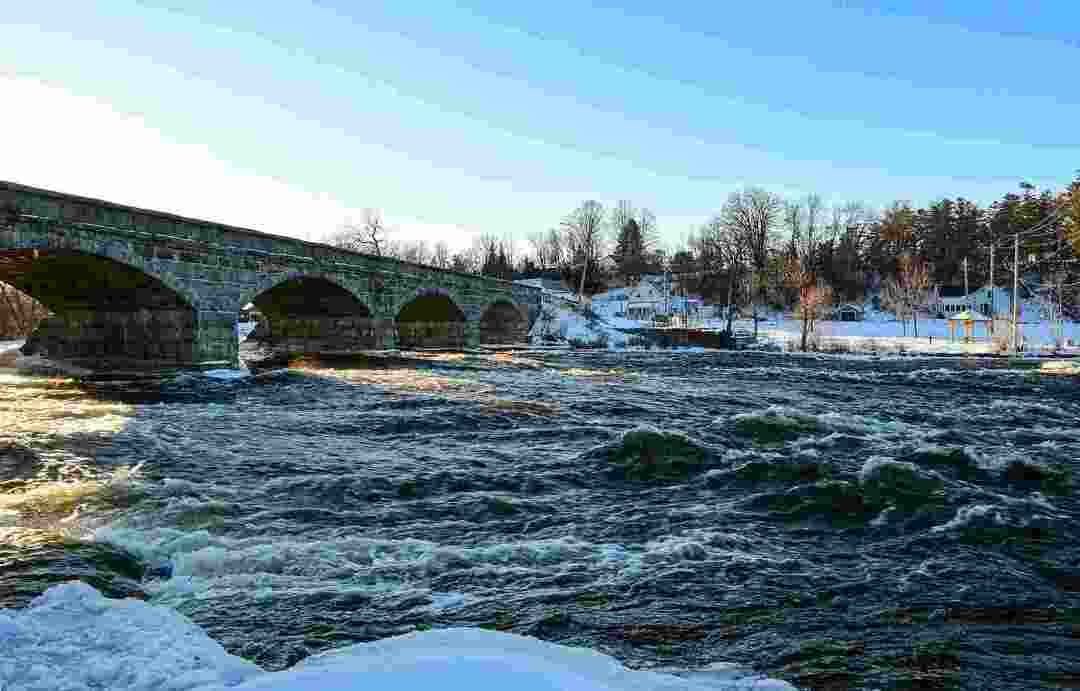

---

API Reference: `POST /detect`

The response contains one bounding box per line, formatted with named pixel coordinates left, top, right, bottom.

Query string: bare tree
left=781, top=194, right=831, bottom=350
left=611, top=200, right=636, bottom=234
left=883, top=254, right=933, bottom=337
left=452, top=243, right=483, bottom=274
left=545, top=228, right=565, bottom=268
left=527, top=231, right=550, bottom=269
left=700, top=216, right=746, bottom=331
left=638, top=208, right=658, bottom=249
left=328, top=209, right=393, bottom=256
left=720, top=188, right=783, bottom=316
left=432, top=240, right=451, bottom=269
left=562, top=200, right=607, bottom=297
left=399, top=239, right=431, bottom=266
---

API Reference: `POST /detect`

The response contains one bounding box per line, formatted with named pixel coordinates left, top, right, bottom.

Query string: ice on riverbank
left=0, top=582, right=795, bottom=691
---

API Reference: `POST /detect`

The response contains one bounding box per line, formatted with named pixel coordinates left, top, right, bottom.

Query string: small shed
left=946, top=309, right=992, bottom=343
left=833, top=303, right=864, bottom=322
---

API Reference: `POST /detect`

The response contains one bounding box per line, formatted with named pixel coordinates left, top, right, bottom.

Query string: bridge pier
left=248, top=315, right=398, bottom=353
left=195, top=311, right=241, bottom=367
left=22, top=309, right=198, bottom=369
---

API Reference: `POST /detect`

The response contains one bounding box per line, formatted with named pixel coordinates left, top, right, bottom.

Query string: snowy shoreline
left=0, top=582, right=795, bottom=690
left=526, top=301, right=1080, bottom=360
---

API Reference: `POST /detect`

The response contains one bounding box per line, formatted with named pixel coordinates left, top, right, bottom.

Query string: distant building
left=625, top=282, right=666, bottom=320
left=932, top=285, right=1023, bottom=318
left=513, top=278, right=578, bottom=308
left=935, top=287, right=969, bottom=316
left=832, top=303, right=864, bottom=322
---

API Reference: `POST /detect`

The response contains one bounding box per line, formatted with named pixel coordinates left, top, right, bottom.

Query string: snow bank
left=529, top=303, right=628, bottom=348
left=226, top=627, right=794, bottom=691
left=0, top=581, right=261, bottom=690
left=0, top=582, right=796, bottom=691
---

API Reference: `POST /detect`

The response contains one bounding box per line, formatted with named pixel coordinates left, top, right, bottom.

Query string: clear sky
left=2, top=1, right=1078, bottom=251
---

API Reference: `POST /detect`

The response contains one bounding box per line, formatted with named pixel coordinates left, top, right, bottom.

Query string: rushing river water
left=2, top=347, right=1079, bottom=690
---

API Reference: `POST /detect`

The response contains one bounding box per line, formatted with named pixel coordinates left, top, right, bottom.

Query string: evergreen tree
left=613, top=217, right=648, bottom=282
left=1060, top=175, right=1080, bottom=255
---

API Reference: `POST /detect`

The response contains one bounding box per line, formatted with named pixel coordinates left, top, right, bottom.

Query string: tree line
left=328, top=175, right=1080, bottom=333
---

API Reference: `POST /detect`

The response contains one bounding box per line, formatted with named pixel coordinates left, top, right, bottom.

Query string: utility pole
left=1011, top=234, right=1020, bottom=352
left=963, top=257, right=970, bottom=310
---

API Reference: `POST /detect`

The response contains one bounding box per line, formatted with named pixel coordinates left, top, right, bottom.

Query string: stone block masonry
left=0, top=181, right=540, bottom=371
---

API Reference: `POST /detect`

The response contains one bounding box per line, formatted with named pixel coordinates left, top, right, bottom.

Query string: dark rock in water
left=906, top=446, right=981, bottom=480
left=729, top=409, right=821, bottom=443
left=859, top=459, right=945, bottom=509
left=1004, top=459, right=1072, bottom=494
left=0, top=442, right=41, bottom=478
left=597, top=428, right=711, bottom=481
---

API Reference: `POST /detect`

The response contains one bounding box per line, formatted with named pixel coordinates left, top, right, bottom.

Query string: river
left=1, top=347, right=1078, bottom=690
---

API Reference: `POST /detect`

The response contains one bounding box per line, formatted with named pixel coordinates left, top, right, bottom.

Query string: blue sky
left=1, top=1, right=1078, bottom=250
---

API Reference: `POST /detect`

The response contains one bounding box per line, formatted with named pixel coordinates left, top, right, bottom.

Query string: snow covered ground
left=0, top=582, right=795, bottom=691
left=752, top=315, right=1080, bottom=356
left=529, top=303, right=631, bottom=348
left=542, top=292, right=1080, bottom=356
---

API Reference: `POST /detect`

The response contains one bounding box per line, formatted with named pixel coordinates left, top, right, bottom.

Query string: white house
left=624, top=282, right=667, bottom=320
left=933, top=285, right=1017, bottom=318
left=832, top=303, right=864, bottom=322
left=967, top=285, right=1013, bottom=318
left=934, top=287, right=969, bottom=317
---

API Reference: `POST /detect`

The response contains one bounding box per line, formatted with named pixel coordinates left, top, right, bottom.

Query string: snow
left=529, top=303, right=629, bottom=348
left=528, top=292, right=1080, bottom=356
left=201, top=368, right=251, bottom=381
left=752, top=314, right=1080, bottom=356
left=0, top=581, right=261, bottom=691
left=227, top=628, right=795, bottom=691
left=236, top=322, right=257, bottom=341
left=0, top=582, right=796, bottom=691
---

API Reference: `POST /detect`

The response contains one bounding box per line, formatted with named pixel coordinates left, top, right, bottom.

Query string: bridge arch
left=0, top=233, right=203, bottom=309
left=395, top=291, right=467, bottom=350
left=243, top=273, right=389, bottom=351
left=478, top=299, right=529, bottom=345
left=0, top=245, right=199, bottom=365
left=233, top=270, right=368, bottom=316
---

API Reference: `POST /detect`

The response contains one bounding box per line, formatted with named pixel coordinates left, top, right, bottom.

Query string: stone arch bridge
left=0, top=181, right=540, bottom=370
